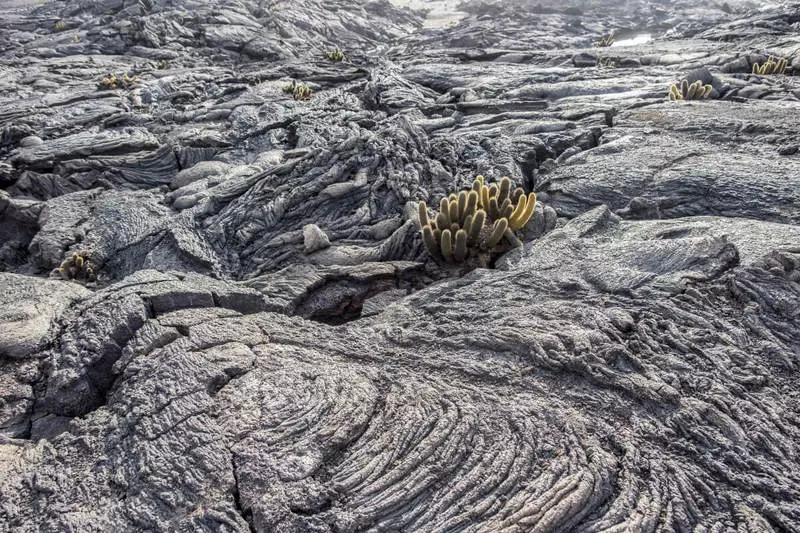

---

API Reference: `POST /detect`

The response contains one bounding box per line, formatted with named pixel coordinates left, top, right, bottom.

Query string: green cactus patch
left=51, top=251, right=97, bottom=282
left=98, top=72, right=138, bottom=90
left=418, top=175, right=537, bottom=267
left=596, top=56, right=617, bottom=69
left=282, top=80, right=313, bottom=100
left=595, top=31, right=614, bottom=48
left=752, top=56, right=789, bottom=75
left=668, top=79, right=713, bottom=101
left=323, top=46, right=346, bottom=62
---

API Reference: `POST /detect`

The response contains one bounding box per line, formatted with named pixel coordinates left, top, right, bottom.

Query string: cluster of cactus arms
left=668, top=79, right=713, bottom=101
left=282, top=80, right=313, bottom=100
left=752, top=56, right=788, bottom=75
left=595, top=31, right=614, bottom=47
left=51, top=252, right=96, bottom=282
left=55, top=21, right=65, bottom=31
left=597, top=56, right=616, bottom=69
left=419, top=176, right=537, bottom=264
left=323, top=46, right=346, bottom=62
left=98, top=72, right=137, bottom=90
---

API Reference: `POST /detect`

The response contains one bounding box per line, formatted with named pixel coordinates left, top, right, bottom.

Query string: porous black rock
left=2, top=0, right=800, bottom=530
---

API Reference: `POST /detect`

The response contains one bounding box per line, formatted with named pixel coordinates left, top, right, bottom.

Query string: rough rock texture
left=2, top=0, right=800, bottom=530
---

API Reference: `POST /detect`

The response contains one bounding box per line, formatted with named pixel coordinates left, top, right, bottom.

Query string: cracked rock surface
left=2, top=0, right=800, bottom=530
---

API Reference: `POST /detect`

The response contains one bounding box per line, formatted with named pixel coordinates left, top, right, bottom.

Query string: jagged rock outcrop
left=2, top=0, right=800, bottom=530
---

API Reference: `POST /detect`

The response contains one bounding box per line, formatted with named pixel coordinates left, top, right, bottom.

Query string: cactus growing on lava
left=98, top=72, right=137, bottom=90
left=668, top=79, right=713, bottom=101
left=323, top=46, right=346, bottom=62
left=418, top=175, right=536, bottom=266
left=752, top=56, right=788, bottom=75
left=594, top=31, right=615, bottom=48
left=282, top=80, right=313, bottom=100
left=50, top=251, right=97, bottom=282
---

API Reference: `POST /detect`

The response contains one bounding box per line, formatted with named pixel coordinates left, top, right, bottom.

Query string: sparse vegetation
left=595, top=31, right=615, bottom=48
left=51, top=251, right=96, bottom=282
left=668, top=79, right=713, bottom=101
left=282, top=80, right=313, bottom=100
left=418, top=175, right=536, bottom=266
left=54, top=21, right=65, bottom=31
left=752, top=56, right=788, bottom=75
left=323, top=46, right=346, bottom=62
left=597, top=56, right=617, bottom=69
left=98, top=72, right=138, bottom=90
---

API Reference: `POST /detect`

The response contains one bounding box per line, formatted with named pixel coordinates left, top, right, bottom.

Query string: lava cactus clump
left=752, top=56, right=789, bottom=75
left=668, top=79, right=713, bottom=101
left=50, top=251, right=97, bottom=282
left=418, top=175, right=536, bottom=267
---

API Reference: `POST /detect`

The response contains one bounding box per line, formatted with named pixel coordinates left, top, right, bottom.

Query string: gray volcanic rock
left=2, top=0, right=800, bottom=530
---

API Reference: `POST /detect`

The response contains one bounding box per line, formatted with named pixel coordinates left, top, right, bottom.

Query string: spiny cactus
left=50, top=251, right=96, bottom=282
left=98, top=72, right=137, bottom=90
left=668, top=79, right=713, bottom=101
left=282, top=80, right=313, bottom=100
left=55, top=21, right=65, bottom=31
left=323, top=46, right=346, bottom=62
left=418, top=175, right=537, bottom=266
left=597, top=56, right=617, bottom=69
left=752, top=56, right=788, bottom=75
left=595, top=31, right=614, bottom=48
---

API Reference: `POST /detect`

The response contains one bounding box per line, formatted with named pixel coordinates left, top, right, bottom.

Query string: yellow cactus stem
left=422, top=225, right=439, bottom=258
left=418, top=201, right=429, bottom=228
left=454, top=230, right=468, bottom=262
left=488, top=197, right=500, bottom=220
left=440, top=229, right=454, bottom=262
left=487, top=218, right=508, bottom=248
left=465, top=190, right=478, bottom=219
left=497, top=176, right=511, bottom=204
left=500, top=199, right=514, bottom=219
left=448, top=199, right=459, bottom=224
left=435, top=210, right=449, bottom=232
left=469, top=209, right=485, bottom=244
left=480, top=183, right=490, bottom=210
left=510, top=192, right=537, bottom=230
left=457, top=191, right=468, bottom=223
left=508, top=195, right=528, bottom=229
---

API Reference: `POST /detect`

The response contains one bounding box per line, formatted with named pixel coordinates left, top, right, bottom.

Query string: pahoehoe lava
left=2, top=0, right=800, bottom=531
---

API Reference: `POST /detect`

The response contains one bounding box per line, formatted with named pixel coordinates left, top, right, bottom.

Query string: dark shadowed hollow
left=2, top=0, right=800, bottom=531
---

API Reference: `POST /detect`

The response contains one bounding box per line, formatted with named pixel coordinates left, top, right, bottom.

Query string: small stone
left=572, top=52, right=597, bottom=68
left=303, top=224, right=331, bottom=253
left=19, top=136, right=43, bottom=148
